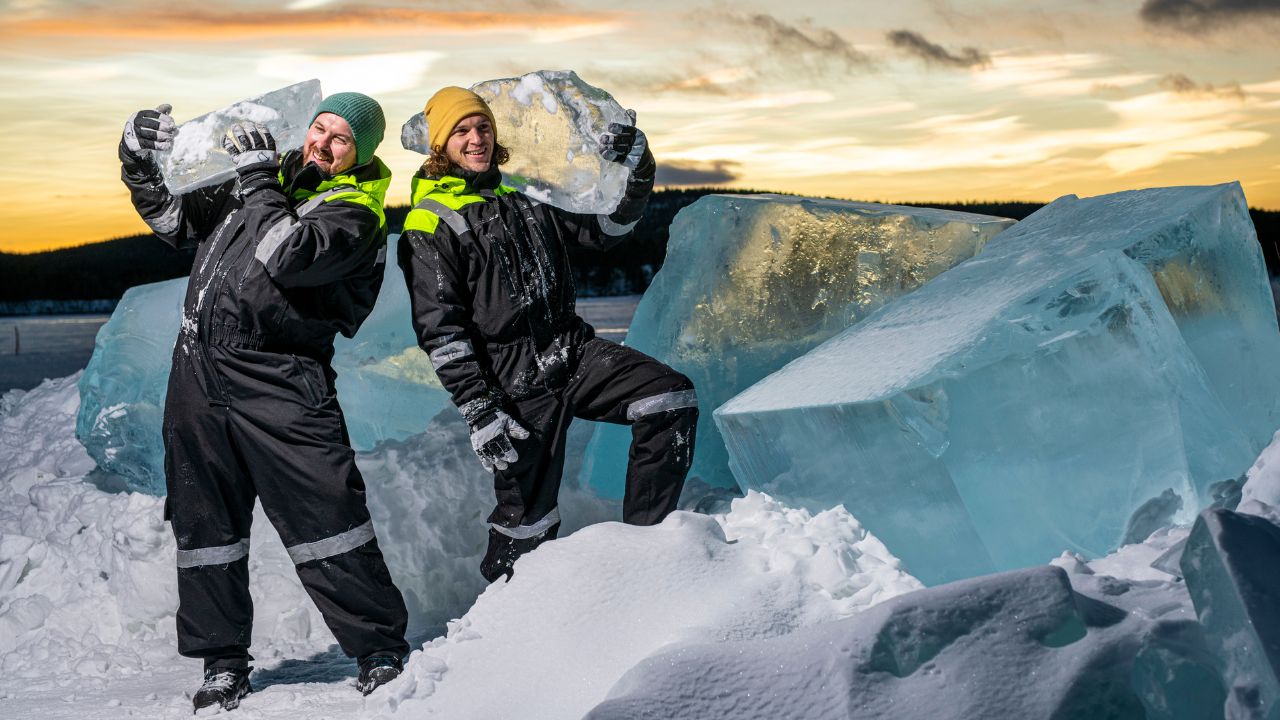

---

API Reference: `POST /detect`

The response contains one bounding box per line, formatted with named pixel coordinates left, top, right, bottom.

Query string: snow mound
left=367, top=491, right=921, bottom=719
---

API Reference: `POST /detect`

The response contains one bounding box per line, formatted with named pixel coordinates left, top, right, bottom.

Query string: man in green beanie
left=119, top=90, right=409, bottom=712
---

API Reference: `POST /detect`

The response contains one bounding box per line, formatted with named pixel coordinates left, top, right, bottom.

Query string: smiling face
left=445, top=114, right=495, bottom=174
left=302, top=112, right=357, bottom=175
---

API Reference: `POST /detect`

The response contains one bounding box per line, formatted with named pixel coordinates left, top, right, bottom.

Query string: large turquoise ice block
left=579, top=194, right=1014, bottom=498
left=75, top=239, right=448, bottom=493
left=1181, top=508, right=1280, bottom=720
left=716, top=184, right=1273, bottom=585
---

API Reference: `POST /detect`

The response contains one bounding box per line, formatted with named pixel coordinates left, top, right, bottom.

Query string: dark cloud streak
left=886, top=30, right=991, bottom=69
left=656, top=161, right=741, bottom=186
left=1158, top=72, right=1246, bottom=99
left=1140, top=0, right=1280, bottom=32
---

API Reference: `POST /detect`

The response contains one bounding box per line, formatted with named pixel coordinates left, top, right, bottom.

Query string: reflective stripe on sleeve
left=429, top=339, right=475, bottom=370
left=491, top=507, right=561, bottom=540
left=285, top=520, right=376, bottom=564
left=254, top=186, right=358, bottom=266
left=176, top=538, right=250, bottom=569
left=626, top=388, right=698, bottom=421
left=596, top=214, right=639, bottom=237
left=145, top=198, right=182, bottom=234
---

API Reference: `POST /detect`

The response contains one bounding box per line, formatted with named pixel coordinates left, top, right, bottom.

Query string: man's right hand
left=469, top=410, right=531, bottom=472
left=122, top=104, right=176, bottom=156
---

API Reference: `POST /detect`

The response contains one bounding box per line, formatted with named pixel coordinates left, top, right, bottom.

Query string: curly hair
left=422, top=142, right=511, bottom=178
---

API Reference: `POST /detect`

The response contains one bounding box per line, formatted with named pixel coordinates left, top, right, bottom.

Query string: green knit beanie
left=312, top=91, right=386, bottom=166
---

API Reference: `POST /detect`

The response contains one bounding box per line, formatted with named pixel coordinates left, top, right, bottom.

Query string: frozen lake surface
left=0, top=296, right=641, bottom=392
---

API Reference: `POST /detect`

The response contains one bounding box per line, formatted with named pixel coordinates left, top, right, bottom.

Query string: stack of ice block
left=715, top=183, right=1280, bottom=585
left=402, top=70, right=632, bottom=214
left=76, top=243, right=449, bottom=494
left=579, top=194, right=1015, bottom=498
left=157, top=79, right=322, bottom=195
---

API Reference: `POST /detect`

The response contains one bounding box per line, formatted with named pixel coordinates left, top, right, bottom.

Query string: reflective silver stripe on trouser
left=254, top=186, right=357, bottom=265
left=145, top=197, right=182, bottom=234
left=285, top=520, right=376, bottom=564
left=597, top=213, right=639, bottom=237
left=413, top=197, right=471, bottom=235
left=491, top=507, right=561, bottom=540
left=176, top=538, right=250, bottom=569
left=626, top=388, right=698, bottom=421
left=430, top=339, right=475, bottom=370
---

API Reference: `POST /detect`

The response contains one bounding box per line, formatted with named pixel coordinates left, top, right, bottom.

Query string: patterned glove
left=122, top=104, right=177, bottom=156
left=469, top=410, right=531, bottom=472
left=221, top=122, right=278, bottom=169
left=598, top=109, right=648, bottom=169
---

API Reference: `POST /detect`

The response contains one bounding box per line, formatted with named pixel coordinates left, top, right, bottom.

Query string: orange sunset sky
left=2, top=0, right=1279, bottom=254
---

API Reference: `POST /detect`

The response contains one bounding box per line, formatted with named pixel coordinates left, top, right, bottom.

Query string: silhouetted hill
left=3, top=191, right=1278, bottom=313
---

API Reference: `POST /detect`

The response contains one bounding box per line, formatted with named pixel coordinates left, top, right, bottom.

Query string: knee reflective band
left=429, top=339, right=475, bottom=370
left=626, top=389, right=698, bottom=421
left=176, top=538, right=251, bottom=569
left=491, top=507, right=561, bottom=540
left=284, top=520, right=376, bottom=564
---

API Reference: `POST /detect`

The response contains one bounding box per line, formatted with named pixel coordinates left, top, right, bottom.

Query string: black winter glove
left=120, top=104, right=176, bottom=177
left=598, top=109, right=647, bottom=167
left=222, top=122, right=279, bottom=195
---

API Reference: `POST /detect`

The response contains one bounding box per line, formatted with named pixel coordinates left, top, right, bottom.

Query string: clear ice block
left=715, top=183, right=1275, bottom=585
left=157, top=79, right=322, bottom=195
left=579, top=194, right=1014, bottom=499
left=75, top=240, right=448, bottom=493
left=401, top=70, right=632, bottom=214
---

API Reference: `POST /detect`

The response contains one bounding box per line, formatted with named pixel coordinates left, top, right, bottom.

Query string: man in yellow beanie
left=400, top=86, right=698, bottom=583
left=118, top=91, right=409, bottom=711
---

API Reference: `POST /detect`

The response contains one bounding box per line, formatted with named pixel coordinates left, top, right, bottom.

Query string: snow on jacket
left=398, top=164, right=651, bottom=426
left=120, top=147, right=392, bottom=364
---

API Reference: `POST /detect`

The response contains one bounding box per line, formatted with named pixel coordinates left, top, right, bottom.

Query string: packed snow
left=1, top=373, right=918, bottom=719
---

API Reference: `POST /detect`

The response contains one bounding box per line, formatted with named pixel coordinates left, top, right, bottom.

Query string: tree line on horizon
left=2, top=188, right=1277, bottom=310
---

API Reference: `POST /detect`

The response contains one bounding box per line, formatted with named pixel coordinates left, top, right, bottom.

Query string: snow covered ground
left=0, top=373, right=921, bottom=719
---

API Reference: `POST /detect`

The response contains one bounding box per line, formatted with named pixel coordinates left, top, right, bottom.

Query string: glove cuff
left=119, top=139, right=161, bottom=181
left=235, top=160, right=281, bottom=197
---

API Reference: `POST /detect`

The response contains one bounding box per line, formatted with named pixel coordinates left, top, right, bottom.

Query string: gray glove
left=122, top=103, right=176, bottom=155
left=470, top=410, right=531, bottom=472
left=221, top=122, right=278, bottom=168
left=598, top=109, right=648, bottom=169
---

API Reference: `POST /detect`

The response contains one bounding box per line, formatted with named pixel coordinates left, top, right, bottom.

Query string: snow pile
left=589, top=537, right=1203, bottom=719
left=1240, top=428, right=1280, bottom=524
left=0, top=375, right=337, bottom=692
left=367, top=492, right=921, bottom=719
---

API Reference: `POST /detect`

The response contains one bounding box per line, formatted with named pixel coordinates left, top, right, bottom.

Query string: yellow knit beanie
left=424, top=87, right=496, bottom=154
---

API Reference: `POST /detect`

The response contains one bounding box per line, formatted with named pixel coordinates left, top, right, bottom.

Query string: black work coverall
left=398, top=163, right=698, bottom=545
left=120, top=146, right=409, bottom=669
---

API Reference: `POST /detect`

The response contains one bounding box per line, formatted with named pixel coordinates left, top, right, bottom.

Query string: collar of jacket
left=409, top=168, right=514, bottom=207
left=277, top=149, right=393, bottom=209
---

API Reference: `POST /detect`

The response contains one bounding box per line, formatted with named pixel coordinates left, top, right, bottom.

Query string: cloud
left=885, top=30, right=991, bottom=69
left=2, top=7, right=615, bottom=41
left=1140, top=0, right=1280, bottom=31
left=713, top=11, right=873, bottom=74
left=1158, top=72, right=1246, bottom=99
left=258, top=51, right=443, bottom=95
left=655, top=160, right=741, bottom=186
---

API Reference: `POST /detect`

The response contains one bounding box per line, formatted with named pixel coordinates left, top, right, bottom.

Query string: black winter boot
left=356, top=654, right=404, bottom=695
left=479, top=524, right=560, bottom=583
left=192, top=667, right=252, bottom=712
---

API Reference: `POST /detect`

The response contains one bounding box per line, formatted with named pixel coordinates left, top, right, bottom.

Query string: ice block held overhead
left=401, top=70, right=633, bottom=214
left=157, top=79, right=322, bottom=195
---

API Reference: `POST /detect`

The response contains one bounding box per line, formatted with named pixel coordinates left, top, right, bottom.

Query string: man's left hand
left=599, top=109, right=647, bottom=167
left=222, top=123, right=278, bottom=168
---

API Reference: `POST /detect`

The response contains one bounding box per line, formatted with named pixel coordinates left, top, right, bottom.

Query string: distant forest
left=2, top=188, right=1278, bottom=313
